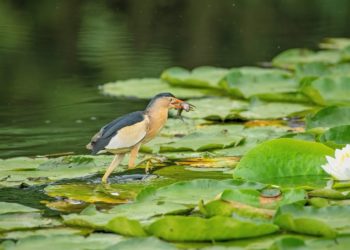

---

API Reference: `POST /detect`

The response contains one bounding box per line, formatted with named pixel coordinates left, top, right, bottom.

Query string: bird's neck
left=145, top=106, right=169, bottom=139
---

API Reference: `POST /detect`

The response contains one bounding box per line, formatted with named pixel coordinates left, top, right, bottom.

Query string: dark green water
left=1, top=0, right=350, bottom=158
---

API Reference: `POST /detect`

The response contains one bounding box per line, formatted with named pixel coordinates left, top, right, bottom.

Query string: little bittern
left=87, top=93, right=186, bottom=183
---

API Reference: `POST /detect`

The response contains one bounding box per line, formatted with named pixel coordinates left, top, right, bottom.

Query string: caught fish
left=176, top=102, right=195, bottom=121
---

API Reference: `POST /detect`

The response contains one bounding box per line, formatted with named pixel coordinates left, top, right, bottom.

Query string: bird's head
left=146, top=92, right=185, bottom=110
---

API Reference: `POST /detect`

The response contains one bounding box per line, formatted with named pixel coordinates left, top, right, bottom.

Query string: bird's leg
left=128, top=143, right=141, bottom=169
left=102, top=154, right=125, bottom=183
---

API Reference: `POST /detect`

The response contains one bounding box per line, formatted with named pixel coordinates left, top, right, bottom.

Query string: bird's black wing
left=87, top=111, right=145, bottom=154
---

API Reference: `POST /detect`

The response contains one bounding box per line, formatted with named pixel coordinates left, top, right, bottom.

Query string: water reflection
left=1, top=0, right=350, bottom=157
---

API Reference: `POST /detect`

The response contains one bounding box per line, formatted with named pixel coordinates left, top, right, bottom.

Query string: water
left=1, top=0, right=350, bottom=158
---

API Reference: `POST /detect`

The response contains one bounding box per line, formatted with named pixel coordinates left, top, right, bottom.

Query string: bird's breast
left=143, top=113, right=167, bottom=143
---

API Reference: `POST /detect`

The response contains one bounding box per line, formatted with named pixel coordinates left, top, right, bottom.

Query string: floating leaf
left=219, top=67, right=298, bottom=99
left=161, top=66, right=229, bottom=89
left=100, top=78, right=207, bottom=99
left=159, top=131, right=244, bottom=152
left=274, top=204, right=350, bottom=237
left=106, top=237, right=176, bottom=250
left=306, top=105, right=350, bottom=131
left=233, top=138, right=334, bottom=185
left=136, top=179, right=266, bottom=205
left=235, top=101, right=315, bottom=120
left=106, top=217, right=147, bottom=237
left=0, top=202, right=39, bottom=214
left=301, top=76, right=350, bottom=105
left=1, top=233, right=123, bottom=250
left=319, top=125, right=350, bottom=147
left=147, top=215, right=279, bottom=241
left=308, top=188, right=350, bottom=200
left=186, top=97, right=249, bottom=121
left=0, top=213, right=60, bottom=232
left=319, top=38, right=350, bottom=50
left=272, top=49, right=341, bottom=70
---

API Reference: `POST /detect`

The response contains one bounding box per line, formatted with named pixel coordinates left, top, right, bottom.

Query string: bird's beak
left=170, top=98, right=185, bottom=109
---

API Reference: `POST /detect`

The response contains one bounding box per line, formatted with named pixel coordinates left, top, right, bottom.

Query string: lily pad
left=235, top=101, right=315, bottom=120
left=319, top=125, right=350, bottom=147
left=274, top=204, right=350, bottom=237
left=308, top=188, right=350, bottom=200
left=159, top=130, right=244, bottom=152
left=219, top=67, right=298, bottom=99
left=306, top=105, right=350, bottom=131
left=161, top=66, right=229, bottom=89
left=1, top=233, right=123, bottom=250
left=301, top=76, right=350, bottom=105
left=233, top=138, right=334, bottom=184
left=147, top=215, right=279, bottom=241
left=0, top=213, right=60, bottom=232
left=220, top=188, right=306, bottom=209
left=106, top=237, right=176, bottom=250
left=186, top=97, right=249, bottom=121
left=319, top=38, right=350, bottom=50
left=0, top=202, right=39, bottom=214
left=106, top=217, right=147, bottom=237
left=100, top=78, right=208, bottom=99
left=272, top=49, right=341, bottom=70
left=136, top=179, right=266, bottom=205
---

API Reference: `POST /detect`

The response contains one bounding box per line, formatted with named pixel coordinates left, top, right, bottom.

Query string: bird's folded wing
left=105, top=119, right=148, bottom=149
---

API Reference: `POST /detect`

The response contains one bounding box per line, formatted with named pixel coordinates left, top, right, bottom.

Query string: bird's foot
left=138, top=155, right=168, bottom=174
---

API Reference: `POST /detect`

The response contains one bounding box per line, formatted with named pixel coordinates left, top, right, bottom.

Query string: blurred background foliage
left=1, top=0, right=350, bottom=157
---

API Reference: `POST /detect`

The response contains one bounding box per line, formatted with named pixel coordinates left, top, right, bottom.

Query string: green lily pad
left=106, top=217, right=147, bottom=237
left=235, top=101, right=315, bottom=120
left=106, top=237, right=176, bottom=250
left=0, top=227, right=91, bottom=240
left=161, top=66, right=229, bottom=89
left=319, top=125, right=350, bottom=146
left=220, top=188, right=306, bottom=209
left=308, top=188, right=350, bottom=200
left=215, top=126, right=291, bottom=157
left=186, top=97, right=249, bottom=121
left=159, top=130, right=244, bottom=152
left=219, top=67, right=298, bottom=99
left=200, top=199, right=275, bottom=220
left=274, top=204, right=350, bottom=237
left=136, top=179, right=266, bottom=205
left=0, top=202, right=39, bottom=214
left=233, top=138, right=334, bottom=184
left=100, top=78, right=208, bottom=99
left=147, top=215, right=279, bottom=241
left=272, top=49, right=342, bottom=70
left=295, top=62, right=350, bottom=78
left=319, top=38, right=350, bottom=50
left=1, top=233, right=123, bottom=250
left=0, top=213, right=60, bottom=232
left=306, top=105, right=350, bottom=131
left=301, top=76, right=350, bottom=105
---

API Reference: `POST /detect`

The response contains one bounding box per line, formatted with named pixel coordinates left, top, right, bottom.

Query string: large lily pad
left=0, top=202, right=39, bottom=214
left=319, top=125, right=350, bottom=147
left=147, top=215, right=279, bottom=241
left=159, top=131, right=244, bottom=152
left=233, top=138, right=334, bottom=185
left=220, top=188, right=306, bottom=209
left=1, top=233, right=123, bottom=250
left=186, top=97, right=249, bottom=121
left=272, top=49, right=342, bottom=70
left=0, top=213, right=60, bottom=232
left=219, top=67, right=298, bottom=99
left=161, top=66, right=229, bottom=89
left=106, top=237, right=176, bottom=250
left=274, top=204, right=350, bottom=237
left=136, top=179, right=266, bottom=205
left=235, top=101, right=315, bottom=120
left=319, top=38, right=350, bottom=50
left=301, top=76, right=350, bottom=105
left=306, top=105, right=350, bottom=131
left=100, top=78, right=208, bottom=99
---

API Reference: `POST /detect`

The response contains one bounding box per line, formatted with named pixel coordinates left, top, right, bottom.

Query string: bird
left=86, top=92, right=186, bottom=183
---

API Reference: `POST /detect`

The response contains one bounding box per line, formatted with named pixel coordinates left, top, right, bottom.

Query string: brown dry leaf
left=175, top=156, right=240, bottom=168
left=244, top=120, right=285, bottom=127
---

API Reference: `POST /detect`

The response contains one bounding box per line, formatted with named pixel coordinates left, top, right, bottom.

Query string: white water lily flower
left=321, top=144, right=350, bottom=180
